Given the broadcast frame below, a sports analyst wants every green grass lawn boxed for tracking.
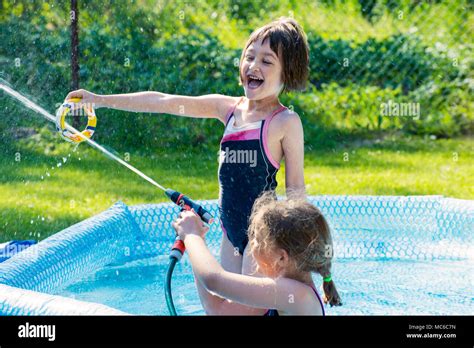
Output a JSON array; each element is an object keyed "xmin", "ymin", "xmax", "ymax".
[{"xmin": 0, "ymin": 134, "xmax": 472, "ymax": 242}]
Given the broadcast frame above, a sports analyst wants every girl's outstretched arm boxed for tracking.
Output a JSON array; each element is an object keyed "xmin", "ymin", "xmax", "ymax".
[{"xmin": 65, "ymin": 89, "xmax": 238, "ymax": 123}]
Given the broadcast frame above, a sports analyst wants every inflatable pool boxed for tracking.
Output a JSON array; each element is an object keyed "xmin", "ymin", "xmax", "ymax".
[{"xmin": 0, "ymin": 196, "xmax": 472, "ymax": 315}]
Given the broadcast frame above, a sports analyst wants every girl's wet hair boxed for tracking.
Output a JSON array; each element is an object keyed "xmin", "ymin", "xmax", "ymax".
[
  {"xmin": 240, "ymin": 17, "xmax": 310, "ymax": 92},
  {"xmin": 248, "ymin": 191, "xmax": 342, "ymax": 306}
]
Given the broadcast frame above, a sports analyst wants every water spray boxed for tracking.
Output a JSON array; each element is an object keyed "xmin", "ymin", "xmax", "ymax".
[{"xmin": 1, "ymin": 81, "xmax": 213, "ymax": 315}]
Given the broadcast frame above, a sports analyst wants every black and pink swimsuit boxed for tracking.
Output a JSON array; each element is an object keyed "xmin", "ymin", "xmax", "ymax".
[{"xmin": 218, "ymin": 97, "xmax": 287, "ymax": 254}]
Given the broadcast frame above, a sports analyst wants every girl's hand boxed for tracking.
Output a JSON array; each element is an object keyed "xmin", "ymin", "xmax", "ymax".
[
  {"xmin": 65, "ymin": 89, "xmax": 102, "ymax": 107},
  {"xmin": 172, "ymin": 210, "xmax": 209, "ymax": 240}
]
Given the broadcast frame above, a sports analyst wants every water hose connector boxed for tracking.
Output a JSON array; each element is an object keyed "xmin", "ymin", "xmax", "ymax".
[
  {"xmin": 169, "ymin": 237, "xmax": 185, "ymax": 261},
  {"xmin": 165, "ymin": 236, "xmax": 186, "ymax": 316},
  {"xmin": 55, "ymin": 97, "xmax": 97, "ymax": 143}
]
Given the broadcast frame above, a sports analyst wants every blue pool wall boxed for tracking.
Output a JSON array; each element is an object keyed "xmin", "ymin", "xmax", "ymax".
[{"xmin": 0, "ymin": 196, "xmax": 472, "ymax": 315}]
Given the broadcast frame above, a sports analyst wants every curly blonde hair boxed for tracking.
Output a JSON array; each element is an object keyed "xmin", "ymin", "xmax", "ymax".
[{"xmin": 248, "ymin": 191, "xmax": 342, "ymax": 306}]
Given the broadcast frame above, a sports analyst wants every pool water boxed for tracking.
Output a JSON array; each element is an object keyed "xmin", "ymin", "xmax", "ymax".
[{"xmin": 59, "ymin": 255, "xmax": 474, "ymax": 315}]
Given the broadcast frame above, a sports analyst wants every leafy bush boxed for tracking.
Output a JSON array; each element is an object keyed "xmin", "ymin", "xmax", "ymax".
[
  {"xmin": 403, "ymin": 78, "xmax": 473, "ymax": 137},
  {"xmin": 0, "ymin": 0, "xmax": 472, "ymax": 153},
  {"xmin": 308, "ymin": 32, "xmax": 462, "ymax": 92},
  {"xmin": 78, "ymin": 24, "xmax": 241, "ymax": 150},
  {"xmin": 287, "ymin": 79, "xmax": 473, "ymax": 138},
  {"xmin": 287, "ymin": 83, "xmax": 402, "ymax": 133}
]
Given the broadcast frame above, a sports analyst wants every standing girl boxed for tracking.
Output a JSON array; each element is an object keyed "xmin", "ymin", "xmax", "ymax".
[{"xmin": 66, "ymin": 17, "xmax": 341, "ymax": 312}]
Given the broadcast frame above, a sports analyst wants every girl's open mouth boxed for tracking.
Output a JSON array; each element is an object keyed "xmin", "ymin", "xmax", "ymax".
[{"xmin": 247, "ymin": 75, "xmax": 264, "ymax": 90}]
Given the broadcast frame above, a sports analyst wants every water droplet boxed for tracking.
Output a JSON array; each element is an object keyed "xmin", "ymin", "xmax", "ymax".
[
  {"xmin": 41, "ymin": 217, "xmax": 45, "ymax": 221},
  {"xmin": 57, "ymin": 162, "xmax": 62, "ymax": 167},
  {"xmin": 78, "ymin": 157, "xmax": 81, "ymax": 161},
  {"xmin": 41, "ymin": 176, "xmax": 44, "ymax": 180},
  {"xmin": 46, "ymin": 172, "xmax": 50, "ymax": 177},
  {"xmin": 63, "ymin": 157, "xmax": 68, "ymax": 163},
  {"xmin": 30, "ymin": 220, "xmax": 34, "ymax": 224}
]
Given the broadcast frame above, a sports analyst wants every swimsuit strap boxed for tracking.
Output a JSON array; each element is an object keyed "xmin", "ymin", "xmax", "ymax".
[
  {"xmin": 263, "ymin": 105, "xmax": 288, "ymax": 124},
  {"xmin": 224, "ymin": 97, "xmax": 245, "ymax": 126},
  {"xmin": 309, "ymin": 285, "xmax": 326, "ymax": 316},
  {"xmin": 264, "ymin": 285, "xmax": 326, "ymax": 316}
]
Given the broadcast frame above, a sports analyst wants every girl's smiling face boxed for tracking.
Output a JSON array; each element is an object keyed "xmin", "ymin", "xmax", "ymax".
[{"xmin": 240, "ymin": 38, "xmax": 284, "ymax": 100}]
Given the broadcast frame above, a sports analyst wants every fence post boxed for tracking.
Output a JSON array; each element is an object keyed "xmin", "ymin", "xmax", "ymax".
[{"xmin": 71, "ymin": 0, "xmax": 80, "ymax": 128}]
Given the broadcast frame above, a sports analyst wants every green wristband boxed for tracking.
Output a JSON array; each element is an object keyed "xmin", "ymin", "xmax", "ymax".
[{"xmin": 323, "ymin": 275, "xmax": 332, "ymax": 282}]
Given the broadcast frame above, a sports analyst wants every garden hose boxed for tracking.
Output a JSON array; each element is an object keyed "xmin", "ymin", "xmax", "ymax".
[
  {"xmin": 165, "ymin": 191, "xmax": 213, "ymax": 316},
  {"xmin": 165, "ymin": 239, "xmax": 183, "ymax": 316}
]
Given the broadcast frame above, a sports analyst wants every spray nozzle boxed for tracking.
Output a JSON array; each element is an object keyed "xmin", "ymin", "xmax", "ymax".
[{"xmin": 165, "ymin": 189, "xmax": 214, "ymax": 225}]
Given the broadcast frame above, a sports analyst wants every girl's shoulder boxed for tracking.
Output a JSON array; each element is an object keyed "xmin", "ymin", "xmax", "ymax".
[
  {"xmin": 217, "ymin": 95, "xmax": 244, "ymax": 124},
  {"xmin": 269, "ymin": 107, "xmax": 303, "ymax": 139},
  {"xmin": 276, "ymin": 277, "xmax": 323, "ymax": 315},
  {"xmin": 225, "ymin": 95, "xmax": 245, "ymax": 108},
  {"xmin": 274, "ymin": 107, "xmax": 301, "ymax": 124}
]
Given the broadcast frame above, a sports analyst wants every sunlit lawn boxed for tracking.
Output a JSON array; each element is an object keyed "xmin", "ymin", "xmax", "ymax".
[{"xmin": 0, "ymin": 135, "xmax": 472, "ymax": 242}]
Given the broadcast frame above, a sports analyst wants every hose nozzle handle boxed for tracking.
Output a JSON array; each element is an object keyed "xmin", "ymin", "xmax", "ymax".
[{"xmin": 165, "ymin": 189, "xmax": 214, "ymax": 224}]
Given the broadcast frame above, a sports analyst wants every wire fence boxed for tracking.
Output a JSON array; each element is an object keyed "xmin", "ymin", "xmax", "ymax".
[{"xmin": 0, "ymin": 0, "xmax": 472, "ymax": 146}]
